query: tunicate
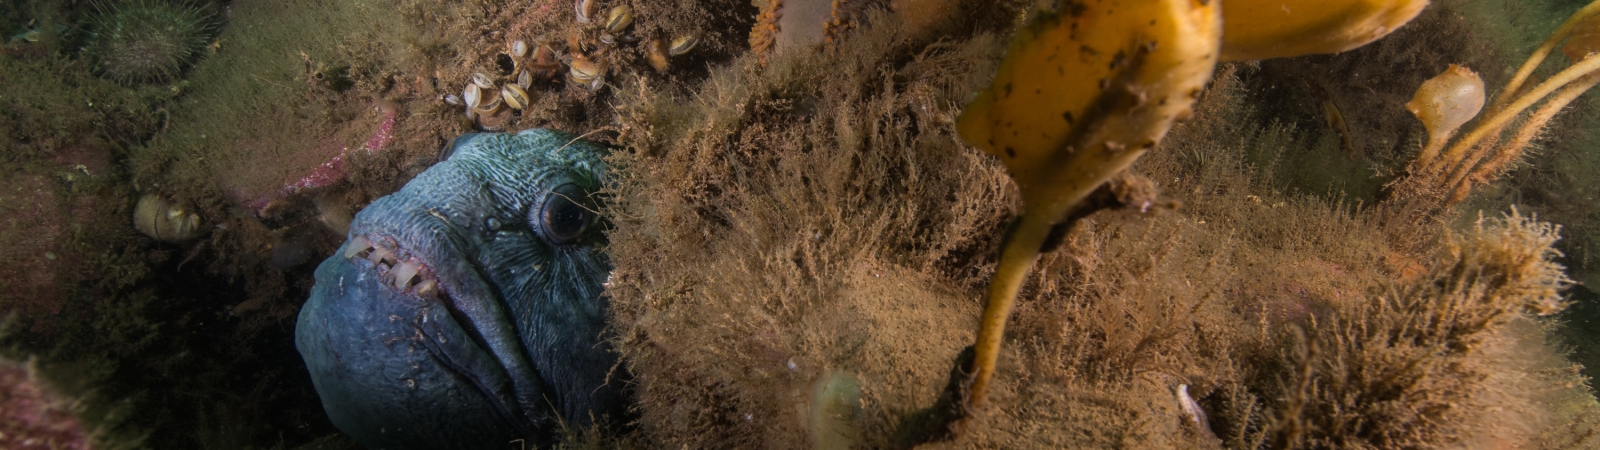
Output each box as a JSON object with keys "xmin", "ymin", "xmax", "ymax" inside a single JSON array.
[{"xmin": 1407, "ymin": 64, "xmax": 1485, "ymax": 148}]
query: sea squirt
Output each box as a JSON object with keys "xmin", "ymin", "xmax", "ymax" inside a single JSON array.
[{"xmin": 294, "ymin": 129, "xmax": 626, "ymax": 449}]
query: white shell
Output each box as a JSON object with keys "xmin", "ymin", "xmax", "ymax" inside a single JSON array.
[
  {"xmin": 463, "ymin": 84, "xmax": 482, "ymax": 109},
  {"xmin": 501, "ymin": 84, "xmax": 530, "ymax": 110},
  {"xmin": 443, "ymin": 94, "xmax": 462, "ymax": 106},
  {"xmin": 511, "ymin": 40, "xmax": 529, "ymax": 58},
  {"xmin": 516, "ymin": 68, "xmax": 532, "ymax": 90},
  {"xmin": 133, "ymin": 194, "xmax": 203, "ymax": 242},
  {"xmin": 471, "ymin": 72, "xmax": 496, "ymax": 90}
]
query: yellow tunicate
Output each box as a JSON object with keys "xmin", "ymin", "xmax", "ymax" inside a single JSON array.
[
  {"xmin": 1407, "ymin": 64, "xmax": 1484, "ymax": 168},
  {"xmin": 1220, "ymin": 0, "xmax": 1429, "ymax": 61}
]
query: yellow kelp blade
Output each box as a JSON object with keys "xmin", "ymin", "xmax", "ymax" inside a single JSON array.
[
  {"xmin": 958, "ymin": 0, "xmax": 1220, "ymax": 219},
  {"xmin": 1220, "ymin": 0, "xmax": 1429, "ymax": 61},
  {"xmin": 953, "ymin": 0, "xmax": 1220, "ymax": 411}
]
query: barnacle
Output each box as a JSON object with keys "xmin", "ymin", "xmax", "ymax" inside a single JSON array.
[{"xmin": 501, "ymin": 84, "xmax": 530, "ymax": 110}]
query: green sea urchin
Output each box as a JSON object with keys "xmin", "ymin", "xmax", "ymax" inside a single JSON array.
[{"xmin": 81, "ymin": 0, "xmax": 215, "ymax": 85}]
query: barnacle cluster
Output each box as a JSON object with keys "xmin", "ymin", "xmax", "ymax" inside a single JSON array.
[{"xmin": 447, "ymin": 1, "xmax": 699, "ymax": 130}]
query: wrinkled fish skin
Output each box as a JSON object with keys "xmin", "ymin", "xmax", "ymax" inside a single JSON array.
[{"xmin": 295, "ymin": 129, "xmax": 627, "ymax": 449}]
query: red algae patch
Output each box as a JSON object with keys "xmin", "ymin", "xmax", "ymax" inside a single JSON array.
[{"xmin": 0, "ymin": 359, "xmax": 90, "ymax": 450}]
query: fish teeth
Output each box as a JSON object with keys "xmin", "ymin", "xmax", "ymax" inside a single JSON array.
[
  {"xmin": 367, "ymin": 245, "xmax": 396, "ymax": 267},
  {"xmin": 414, "ymin": 278, "xmax": 437, "ymax": 298},
  {"xmin": 344, "ymin": 236, "xmax": 372, "ymax": 258},
  {"xmin": 392, "ymin": 262, "xmax": 420, "ymax": 289}
]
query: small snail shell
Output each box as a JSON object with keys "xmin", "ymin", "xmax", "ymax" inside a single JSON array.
[
  {"xmin": 511, "ymin": 40, "xmax": 529, "ymax": 58},
  {"xmin": 605, "ymin": 5, "xmax": 633, "ymax": 34},
  {"xmin": 133, "ymin": 194, "xmax": 203, "ymax": 242},
  {"xmin": 1406, "ymin": 64, "xmax": 1484, "ymax": 145}
]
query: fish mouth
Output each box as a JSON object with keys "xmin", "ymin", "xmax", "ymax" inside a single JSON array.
[
  {"xmin": 339, "ymin": 229, "xmax": 507, "ymax": 374},
  {"xmin": 332, "ymin": 229, "xmax": 540, "ymax": 436},
  {"xmin": 342, "ymin": 233, "xmax": 441, "ymax": 302}
]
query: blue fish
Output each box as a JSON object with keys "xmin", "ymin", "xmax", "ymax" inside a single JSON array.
[{"xmin": 295, "ymin": 129, "xmax": 627, "ymax": 449}]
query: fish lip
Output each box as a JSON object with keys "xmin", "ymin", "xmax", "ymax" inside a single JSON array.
[
  {"xmin": 335, "ymin": 226, "xmax": 539, "ymax": 430},
  {"xmin": 340, "ymin": 227, "xmax": 505, "ymax": 365}
]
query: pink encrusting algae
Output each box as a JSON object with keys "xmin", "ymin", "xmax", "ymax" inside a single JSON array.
[
  {"xmin": 0, "ymin": 360, "xmax": 91, "ymax": 450},
  {"xmin": 242, "ymin": 101, "xmax": 397, "ymax": 216}
]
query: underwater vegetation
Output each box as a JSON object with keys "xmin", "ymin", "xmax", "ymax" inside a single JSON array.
[
  {"xmin": 945, "ymin": 0, "xmax": 1432, "ymax": 430},
  {"xmin": 1394, "ymin": 1, "xmax": 1600, "ymax": 205},
  {"xmin": 602, "ymin": 0, "xmax": 1600, "ymax": 447},
  {"xmin": 5, "ymin": 0, "xmax": 1600, "ymax": 448},
  {"xmin": 81, "ymin": 0, "xmax": 217, "ymax": 85}
]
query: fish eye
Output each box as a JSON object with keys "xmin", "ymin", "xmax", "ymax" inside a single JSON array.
[{"xmin": 534, "ymin": 183, "xmax": 594, "ymax": 245}]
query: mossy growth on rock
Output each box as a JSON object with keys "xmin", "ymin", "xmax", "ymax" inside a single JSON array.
[{"xmin": 599, "ymin": 5, "xmax": 1600, "ymax": 448}]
